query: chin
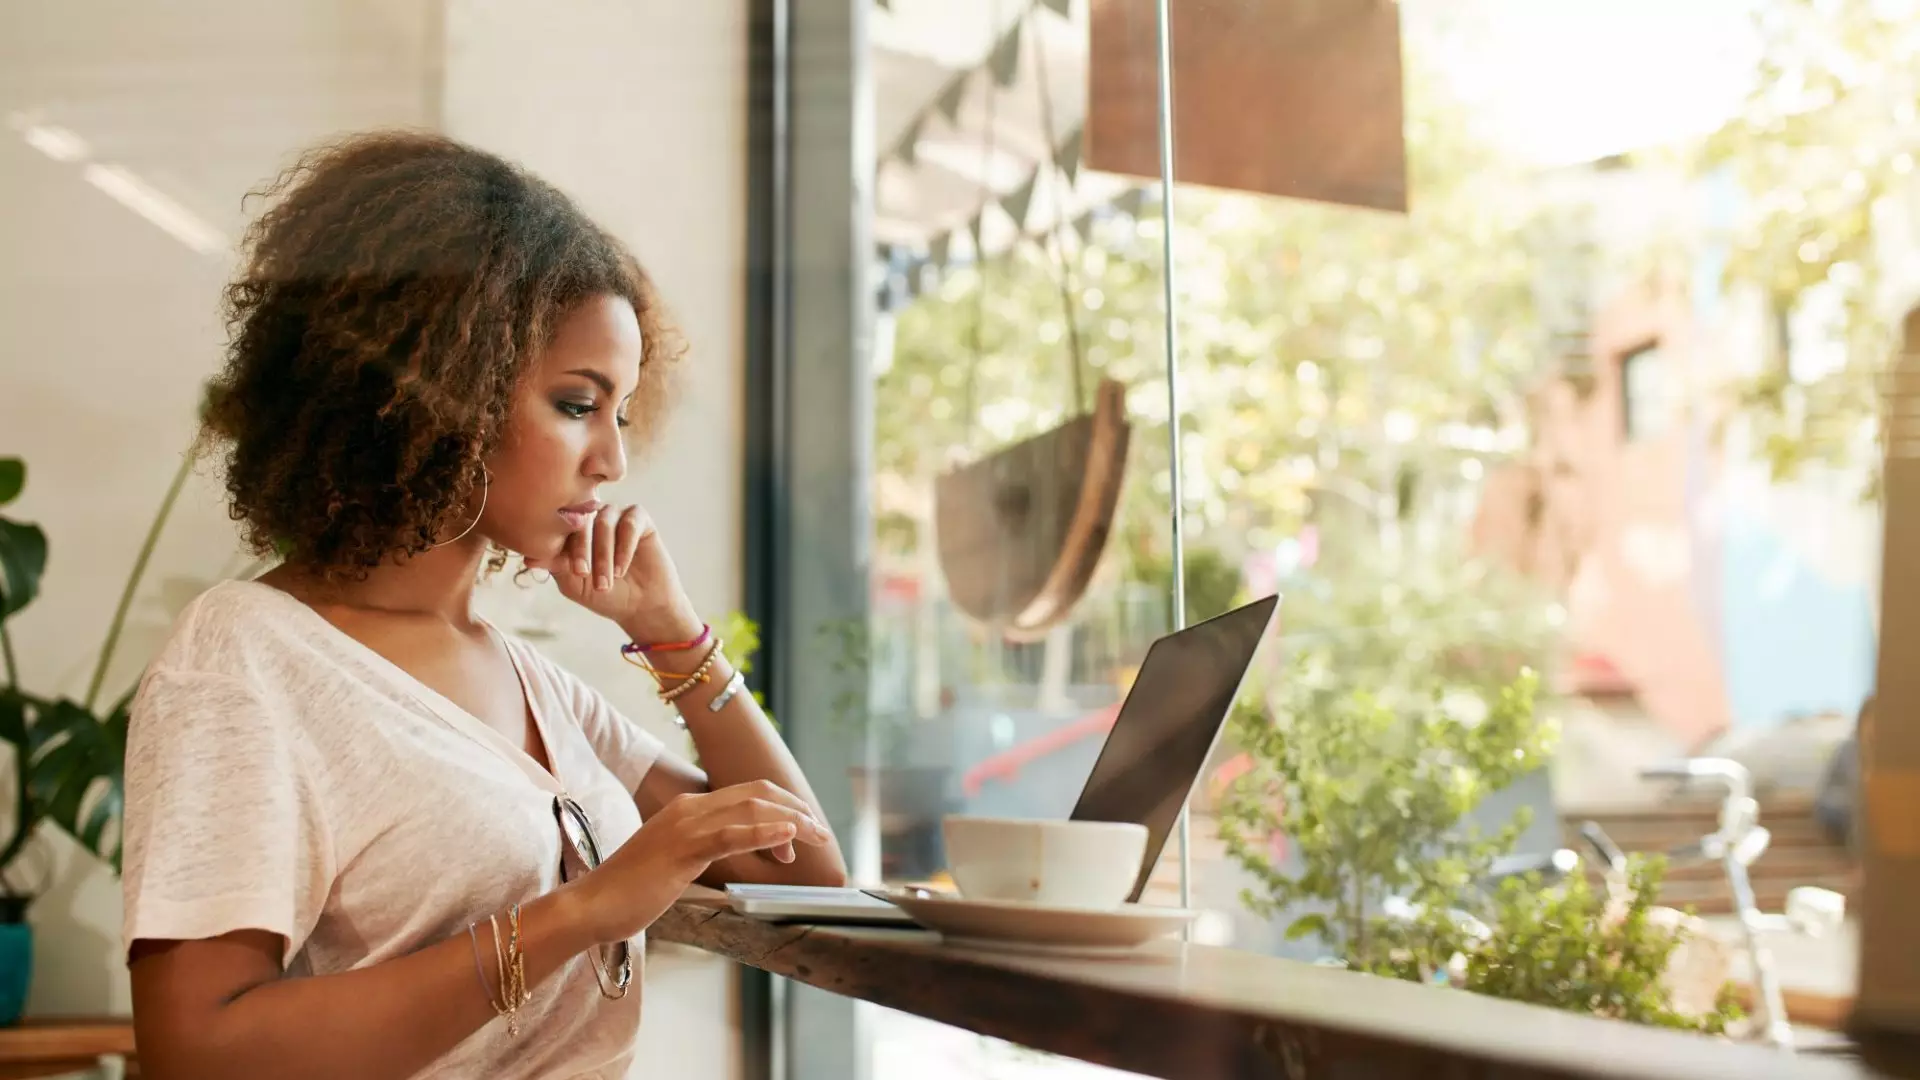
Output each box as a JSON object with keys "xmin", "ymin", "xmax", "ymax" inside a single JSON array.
[{"xmin": 490, "ymin": 523, "xmax": 573, "ymax": 562}]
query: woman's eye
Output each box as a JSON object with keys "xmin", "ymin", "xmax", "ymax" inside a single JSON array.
[{"xmin": 557, "ymin": 400, "xmax": 597, "ymax": 419}]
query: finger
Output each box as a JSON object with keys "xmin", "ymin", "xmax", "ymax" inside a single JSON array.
[
  {"xmin": 614, "ymin": 505, "xmax": 644, "ymax": 579},
  {"xmin": 705, "ymin": 821, "xmax": 799, "ymax": 862},
  {"xmin": 737, "ymin": 798, "xmax": 832, "ymax": 845},
  {"xmin": 686, "ymin": 791, "xmax": 830, "ymax": 846},
  {"xmin": 593, "ymin": 507, "xmax": 618, "ymax": 592},
  {"xmin": 773, "ymin": 841, "xmax": 797, "ymax": 864},
  {"xmin": 565, "ymin": 522, "xmax": 591, "ymax": 581},
  {"xmin": 702, "ymin": 783, "xmax": 831, "ymax": 841}
]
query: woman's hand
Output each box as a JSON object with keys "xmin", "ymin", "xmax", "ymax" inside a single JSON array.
[
  {"xmin": 570, "ymin": 780, "xmax": 833, "ymax": 945},
  {"xmin": 522, "ymin": 502, "xmax": 703, "ymax": 645}
]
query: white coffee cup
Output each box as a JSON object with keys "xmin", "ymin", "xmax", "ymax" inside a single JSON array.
[{"xmin": 942, "ymin": 815, "xmax": 1148, "ymax": 908}]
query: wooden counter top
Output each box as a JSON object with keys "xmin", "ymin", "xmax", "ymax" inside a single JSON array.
[
  {"xmin": 656, "ymin": 893, "xmax": 1889, "ymax": 1080},
  {"xmin": 0, "ymin": 1018, "xmax": 136, "ymax": 1079}
]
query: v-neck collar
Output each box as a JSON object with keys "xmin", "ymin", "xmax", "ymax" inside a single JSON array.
[{"xmin": 236, "ymin": 579, "xmax": 567, "ymax": 796}]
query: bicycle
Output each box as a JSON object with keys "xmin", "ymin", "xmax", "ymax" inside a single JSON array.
[{"xmin": 1582, "ymin": 757, "xmax": 1849, "ymax": 1051}]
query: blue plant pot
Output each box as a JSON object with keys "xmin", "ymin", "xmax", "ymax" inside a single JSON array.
[{"xmin": 0, "ymin": 922, "xmax": 30, "ymax": 1026}]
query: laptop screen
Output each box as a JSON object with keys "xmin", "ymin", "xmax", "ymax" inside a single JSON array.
[{"xmin": 1068, "ymin": 594, "xmax": 1279, "ymax": 902}]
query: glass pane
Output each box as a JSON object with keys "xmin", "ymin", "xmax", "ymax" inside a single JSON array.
[
  {"xmin": 855, "ymin": 0, "xmax": 1176, "ymax": 1073},
  {"xmin": 1179, "ymin": 0, "xmax": 1869, "ymax": 1050}
]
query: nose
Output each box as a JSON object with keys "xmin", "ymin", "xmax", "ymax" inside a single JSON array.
[{"xmin": 587, "ymin": 418, "xmax": 628, "ymax": 484}]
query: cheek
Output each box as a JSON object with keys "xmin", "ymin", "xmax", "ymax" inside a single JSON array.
[{"xmin": 492, "ymin": 413, "xmax": 581, "ymax": 500}]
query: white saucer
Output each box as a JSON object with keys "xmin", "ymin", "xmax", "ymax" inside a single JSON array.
[{"xmin": 865, "ymin": 889, "xmax": 1198, "ymax": 951}]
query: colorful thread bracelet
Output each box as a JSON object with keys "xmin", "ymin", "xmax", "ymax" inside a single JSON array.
[
  {"xmin": 620, "ymin": 623, "xmax": 712, "ymax": 657},
  {"xmin": 619, "ymin": 650, "xmax": 703, "ymax": 683}
]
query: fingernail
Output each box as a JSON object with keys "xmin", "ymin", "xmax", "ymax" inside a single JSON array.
[
  {"xmin": 573, "ymin": 558, "xmax": 589, "ymax": 576},
  {"xmin": 777, "ymin": 845, "xmax": 796, "ymax": 864},
  {"xmin": 596, "ymin": 575, "xmax": 610, "ymax": 592}
]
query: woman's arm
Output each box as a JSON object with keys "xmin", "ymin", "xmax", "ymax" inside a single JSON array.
[
  {"xmin": 129, "ymin": 784, "xmax": 828, "ymax": 1080},
  {"xmin": 131, "ymin": 889, "xmax": 594, "ymax": 1080},
  {"xmin": 534, "ymin": 503, "xmax": 848, "ymax": 888},
  {"xmin": 631, "ymin": 626, "xmax": 848, "ymax": 889}
]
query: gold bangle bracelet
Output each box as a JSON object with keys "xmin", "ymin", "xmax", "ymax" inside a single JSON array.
[
  {"xmin": 469, "ymin": 922, "xmax": 507, "ymax": 1019},
  {"xmin": 508, "ymin": 903, "xmax": 529, "ymax": 1007},
  {"xmin": 488, "ymin": 906, "xmax": 529, "ymax": 1037},
  {"xmin": 488, "ymin": 913, "xmax": 516, "ymax": 1036}
]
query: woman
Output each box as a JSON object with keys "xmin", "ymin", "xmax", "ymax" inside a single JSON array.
[{"xmin": 121, "ymin": 131, "xmax": 846, "ymax": 1080}]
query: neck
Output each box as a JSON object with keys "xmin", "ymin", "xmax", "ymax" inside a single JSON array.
[{"xmin": 277, "ymin": 537, "xmax": 493, "ymax": 624}]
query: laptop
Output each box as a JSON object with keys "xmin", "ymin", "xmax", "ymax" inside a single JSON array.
[{"xmin": 726, "ymin": 594, "xmax": 1280, "ymax": 923}]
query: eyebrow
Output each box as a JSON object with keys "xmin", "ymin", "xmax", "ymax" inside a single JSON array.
[{"xmin": 565, "ymin": 368, "xmax": 618, "ymax": 396}]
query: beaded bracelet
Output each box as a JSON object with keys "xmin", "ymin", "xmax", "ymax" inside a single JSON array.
[
  {"xmin": 657, "ymin": 639, "xmax": 723, "ymax": 704},
  {"xmin": 623, "ymin": 636, "xmax": 725, "ymax": 705}
]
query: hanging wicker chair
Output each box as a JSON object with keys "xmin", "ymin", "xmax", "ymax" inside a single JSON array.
[{"xmin": 934, "ymin": 377, "xmax": 1129, "ymax": 640}]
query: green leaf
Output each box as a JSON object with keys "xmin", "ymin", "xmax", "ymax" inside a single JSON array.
[
  {"xmin": 0, "ymin": 519, "xmax": 48, "ymax": 620},
  {"xmin": 1284, "ymin": 914, "xmax": 1331, "ymax": 942},
  {"xmin": 28, "ymin": 695, "xmax": 129, "ymax": 870},
  {"xmin": 0, "ymin": 459, "xmax": 21, "ymax": 507}
]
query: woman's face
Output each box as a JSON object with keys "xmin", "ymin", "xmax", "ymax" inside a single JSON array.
[{"xmin": 480, "ymin": 293, "xmax": 642, "ymax": 560}]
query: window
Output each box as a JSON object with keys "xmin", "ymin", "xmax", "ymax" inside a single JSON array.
[
  {"xmin": 1621, "ymin": 341, "xmax": 1670, "ymax": 441},
  {"xmin": 769, "ymin": 0, "xmax": 1887, "ymax": 1072}
]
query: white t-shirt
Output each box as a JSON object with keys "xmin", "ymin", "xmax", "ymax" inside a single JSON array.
[{"xmin": 121, "ymin": 579, "xmax": 666, "ymax": 1079}]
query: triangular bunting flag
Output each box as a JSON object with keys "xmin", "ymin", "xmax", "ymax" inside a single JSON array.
[
  {"xmin": 1000, "ymin": 172, "xmax": 1037, "ymax": 230},
  {"xmin": 1114, "ymin": 188, "xmax": 1146, "ymax": 218},
  {"xmin": 967, "ymin": 213, "xmax": 985, "ymax": 255},
  {"xmin": 1055, "ymin": 127, "xmax": 1083, "ymax": 184},
  {"xmin": 1072, "ymin": 211, "xmax": 1094, "ymax": 243},
  {"xmin": 929, "ymin": 231, "xmax": 952, "ymax": 270},
  {"xmin": 989, "ymin": 20, "xmax": 1023, "ymax": 88},
  {"xmin": 1041, "ymin": 0, "xmax": 1071, "ymax": 15},
  {"xmin": 936, "ymin": 76, "xmax": 968, "ymax": 123},
  {"xmin": 895, "ymin": 114, "xmax": 924, "ymax": 167}
]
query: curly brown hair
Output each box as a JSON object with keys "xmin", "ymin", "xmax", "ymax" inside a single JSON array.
[{"xmin": 201, "ymin": 130, "xmax": 682, "ymax": 579}]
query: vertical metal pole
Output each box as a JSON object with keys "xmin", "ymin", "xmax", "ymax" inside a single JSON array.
[
  {"xmin": 1151, "ymin": 0, "xmax": 1190, "ymax": 916},
  {"xmin": 780, "ymin": 1, "xmax": 872, "ymax": 1075},
  {"xmin": 742, "ymin": 0, "xmax": 789, "ymax": 1071}
]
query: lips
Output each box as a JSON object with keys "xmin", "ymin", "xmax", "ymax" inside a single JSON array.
[{"xmin": 558, "ymin": 500, "xmax": 604, "ymax": 530}]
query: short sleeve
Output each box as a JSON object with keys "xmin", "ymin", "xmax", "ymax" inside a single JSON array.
[
  {"xmin": 121, "ymin": 669, "xmax": 335, "ymax": 969},
  {"xmin": 560, "ymin": 669, "xmax": 666, "ymax": 795}
]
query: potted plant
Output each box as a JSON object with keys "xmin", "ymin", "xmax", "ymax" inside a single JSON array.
[{"xmin": 0, "ymin": 453, "xmax": 188, "ymax": 1024}]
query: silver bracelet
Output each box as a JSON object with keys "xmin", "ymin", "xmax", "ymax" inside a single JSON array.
[{"xmin": 706, "ymin": 669, "xmax": 748, "ymax": 713}]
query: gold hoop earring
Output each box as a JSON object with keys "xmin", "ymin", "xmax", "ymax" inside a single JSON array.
[{"xmin": 430, "ymin": 468, "xmax": 489, "ymax": 549}]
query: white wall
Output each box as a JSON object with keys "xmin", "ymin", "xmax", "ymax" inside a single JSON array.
[
  {"xmin": 0, "ymin": 4, "xmax": 748, "ymax": 1076},
  {"xmin": 1, "ymin": 0, "xmax": 440, "ymax": 1017}
]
